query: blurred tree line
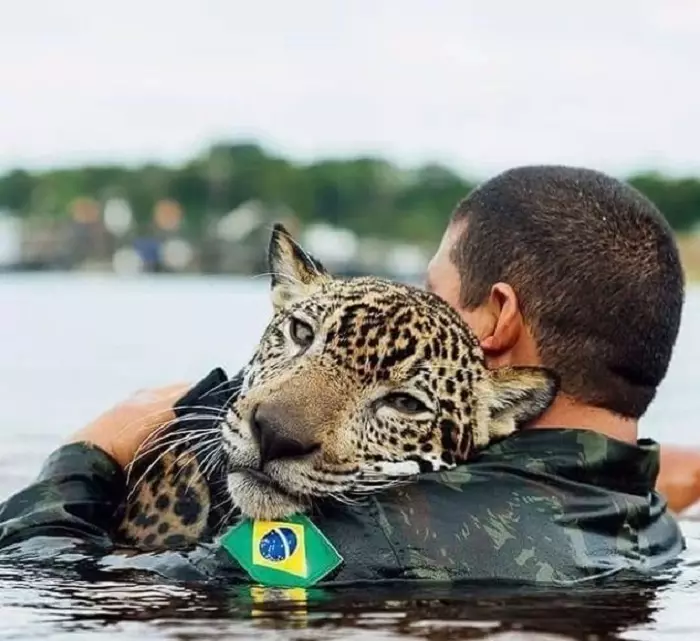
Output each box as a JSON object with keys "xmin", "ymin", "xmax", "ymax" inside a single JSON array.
[{"xmin": 1, "ymin": 142, "xmax": 699, "ymax": 244}]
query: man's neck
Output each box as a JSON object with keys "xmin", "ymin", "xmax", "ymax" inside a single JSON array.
[{"xmin": 529, "ymin": 395, "xmax": 638, "ymax": 443}]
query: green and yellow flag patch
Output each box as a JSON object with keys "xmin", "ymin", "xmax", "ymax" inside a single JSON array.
[{"xmin": 220, "ymin": 514, "xmax": 343, "ymax": 588}]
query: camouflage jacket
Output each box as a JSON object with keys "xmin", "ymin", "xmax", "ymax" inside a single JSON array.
[{"xmin": 0, "ymin": 370, "xmax": 685, "ymax": 586}]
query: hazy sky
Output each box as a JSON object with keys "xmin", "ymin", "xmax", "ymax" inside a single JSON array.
[{"xmin": 1, "ymin": 0, "xmax": 699, "ymax": 178}]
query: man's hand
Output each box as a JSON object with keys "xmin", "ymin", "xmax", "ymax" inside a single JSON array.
[
  {"xmin": 657, "ymin": 445, "xmax": 700, "ymax": 515},
  {"xmin": 68, "ymin": 383, "xmax": 190, "ymax": 470}
]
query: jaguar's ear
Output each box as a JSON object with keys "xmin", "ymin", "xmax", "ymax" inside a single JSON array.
[
  {"xmin": 267, "ymin": 223, "xmax": 331, "ymax": 310},
  {"xmin": 485, "ymin": 366, "xmax": 559, "ymax": 440}
]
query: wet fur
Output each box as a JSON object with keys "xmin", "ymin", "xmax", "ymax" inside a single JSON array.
[{"xmin": 116, "ymin": 447, "xmax": 209, "ymax": 549}]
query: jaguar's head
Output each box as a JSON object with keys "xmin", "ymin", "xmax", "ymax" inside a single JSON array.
[{"xmin": 222, "ymin": 224, "xmax": 558, "ymax": 519}]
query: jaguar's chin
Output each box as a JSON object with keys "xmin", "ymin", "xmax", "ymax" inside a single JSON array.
[{"xmin": 227, "ymin": 471, "xmax": 311, "ymax": 520}]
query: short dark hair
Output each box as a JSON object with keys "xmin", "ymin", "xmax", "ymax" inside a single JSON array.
[{"xmin": 450, "ymin": 165, "xmax": 685, "ymax": 419}]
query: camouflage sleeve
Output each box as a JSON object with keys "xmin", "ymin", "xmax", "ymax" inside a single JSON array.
[{"xmin": 0, "ymin": 442, "xmax": 124, "ymax": 551}]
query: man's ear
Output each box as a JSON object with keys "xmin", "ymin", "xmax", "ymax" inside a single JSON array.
[
  {"xmin": 479, "ymin": 282, "xmax": 522, "ymax": 357},
  {"xmin": 485, "ymin": 366, "xmax": 560, "ymax": 440},
  {"xmin": 268, "ymin": 223, "xmax": 331, "ymax": 310}
]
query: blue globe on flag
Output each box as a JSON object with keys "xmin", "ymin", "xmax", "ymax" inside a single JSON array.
[{"xmin": 259, "ymin": 527, "xmax": 298, "ymax": 562}]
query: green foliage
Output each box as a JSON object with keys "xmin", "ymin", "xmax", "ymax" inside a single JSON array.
[
  {"xmin": 1, "ymin": 142, "xmax": 697, "ymax": 243},
  {"xmin": 628, "ymin": 173, "xmax": 700, "ymax": 232}
]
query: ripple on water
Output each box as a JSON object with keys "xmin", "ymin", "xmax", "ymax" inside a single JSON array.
[{"xmin": 0, "ymin": 521, "xmax": 699, "ymax": 641}]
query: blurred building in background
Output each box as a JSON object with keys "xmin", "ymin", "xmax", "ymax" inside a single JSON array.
[{"xmin": 0, "ymin": 178, "xmax": 430, "ymax": 283}]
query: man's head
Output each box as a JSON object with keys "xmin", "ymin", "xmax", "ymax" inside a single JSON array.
[{"xmin": 427, "ymin": 165, "xmax": 685, "ymax": 420}]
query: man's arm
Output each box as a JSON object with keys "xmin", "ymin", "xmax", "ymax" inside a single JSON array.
[
  {"xmin": 0, "ymin": 442, "xmax": 124, "ymax": 550},
  {"xmin": 0, "ymin": 383, "xmax": 188, "ymax": 551}
]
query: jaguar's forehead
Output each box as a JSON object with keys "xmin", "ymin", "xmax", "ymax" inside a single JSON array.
[
  {"xmin": 277, "ymin": 276, "xmax": 484, "ymax": 377},
  {"xmin": 310, "ymin": 277, "xmax": 472, "ymax": 334}
]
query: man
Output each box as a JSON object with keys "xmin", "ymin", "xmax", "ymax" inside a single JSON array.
[
  {"xmin": 427, "ymin": 164, "xmax": 681, "ymax": 445},
  {"xmin": 0, "ymin": 165, "xmax": 693, "ymax": 585}
]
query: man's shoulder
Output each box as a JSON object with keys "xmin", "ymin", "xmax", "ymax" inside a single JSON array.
[
  {"xmin": 346, "ymin": 432, "xmax": 684, "ymax": 584},
  {"xmin": 389, "ymin": 462, "xmax": 568, "ymax": 532}
]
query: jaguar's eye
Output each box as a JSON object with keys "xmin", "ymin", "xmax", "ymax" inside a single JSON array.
[
  {"xmin": 382, "ymin": 393, "xmax": 430, "ymax": 415},
  {"xmin": 289, "ymin": 317, "xmax": 314, "ymax": 348}
]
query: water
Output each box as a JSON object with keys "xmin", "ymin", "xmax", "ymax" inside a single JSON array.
[{"xmin": 1, "ymin": 273, "xmax": 700, "ymax": 640}]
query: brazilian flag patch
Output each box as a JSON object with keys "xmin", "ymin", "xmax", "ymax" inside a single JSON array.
[{"xmin": 220, "ymin": 514, "xmax": 343, "ymax": 588}]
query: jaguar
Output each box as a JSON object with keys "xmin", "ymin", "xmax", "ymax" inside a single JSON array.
[{"xmin": 116, "ymin": 223, "xmax": 558, "ymax": 550}]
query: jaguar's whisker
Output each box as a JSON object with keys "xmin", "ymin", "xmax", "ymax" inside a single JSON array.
[
  {"xmin": 125, "ymin": 438, "xmax": 198, "ymax": 503},
  {"xmin": 128, "ymin": 421, "xmax": 222, "ymax": 473}
]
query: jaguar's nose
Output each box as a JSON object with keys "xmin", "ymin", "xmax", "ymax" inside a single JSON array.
[{"xmin": 250, "ymin": 403, "xmax": 320, "ymax": 465}]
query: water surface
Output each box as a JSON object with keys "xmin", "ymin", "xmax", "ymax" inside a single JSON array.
[{"xmin": 1, "ymin": 274, "xmax": 699, "ymax": 640}]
